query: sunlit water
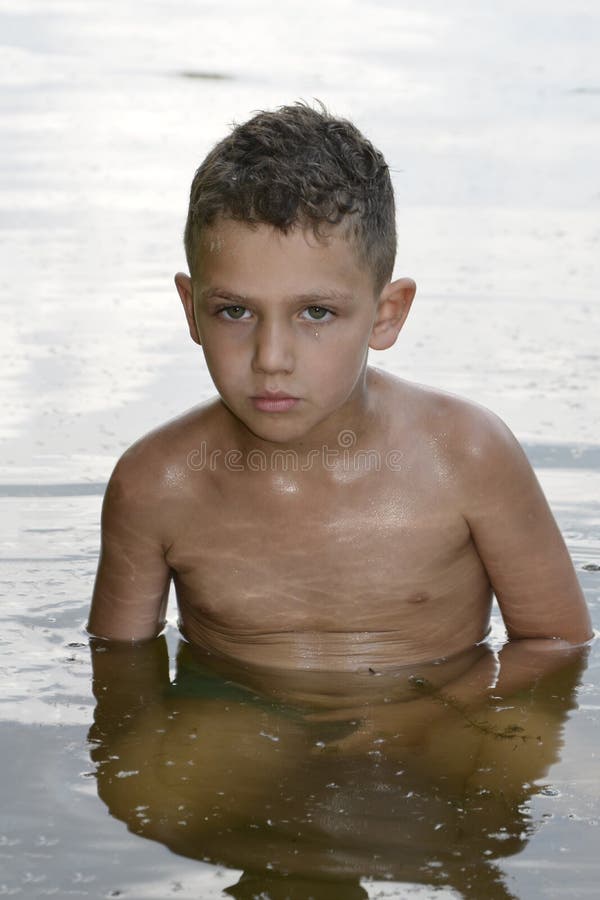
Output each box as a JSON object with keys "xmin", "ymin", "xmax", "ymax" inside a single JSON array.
[{"xmin": 1, "ymin": 1, "xmax": 599, "ymax": 898}]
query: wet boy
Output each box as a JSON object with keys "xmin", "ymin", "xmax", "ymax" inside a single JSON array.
[{"xmin": 88, "ymin": 103, "xmax": 592, "ymax": 668}]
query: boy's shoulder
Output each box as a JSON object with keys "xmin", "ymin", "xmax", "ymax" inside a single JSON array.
[
  {"xmin": 374, "ymin": 368, "xmax": 524, "ymax": 480},
  {"xmin": 105, "ymin": 400, "xmax": 224, "ymax": 508},
  {"xmin": 372, "ymin": 371, "xmax": 537, "ymax": 533}
]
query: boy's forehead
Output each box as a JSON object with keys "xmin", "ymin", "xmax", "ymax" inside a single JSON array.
[
  {"xmin": 193, "ymin": 219, "xmax": 376, "ymax": 296},
  {"xmin": 197, "ymin": 218, "xmax": 336, "ymax": 255}
]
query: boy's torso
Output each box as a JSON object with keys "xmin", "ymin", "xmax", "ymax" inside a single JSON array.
[{"xmin": 150, "ymin": 371, "xmax": 492, "ymax": 670}]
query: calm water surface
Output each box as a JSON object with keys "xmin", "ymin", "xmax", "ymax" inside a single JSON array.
[{"xmin": 1, "ymin": 1, "xmax": 599, "ymax": 897}]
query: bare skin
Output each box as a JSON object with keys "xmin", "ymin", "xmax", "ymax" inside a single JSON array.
[{"xmin": 88, "ymin": 220, "xmax": 592, "ymax": 665}]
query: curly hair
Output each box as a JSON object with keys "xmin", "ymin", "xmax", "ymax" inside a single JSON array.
[{"xmin": 183, "ymin": 102, "xmax": 396, "ymax": 292}]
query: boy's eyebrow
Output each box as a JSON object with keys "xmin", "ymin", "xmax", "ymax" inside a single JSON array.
[
  {"xmin": 198, "ymin": 287, "xmax": 355, "ymax": 305},
  {"xmin": 288, "ymin": 289, "xmax": 355, "ymax": 305},
  {"xmin": 197, "ymin": 287, "xmax": 247, "ymax": 304}
]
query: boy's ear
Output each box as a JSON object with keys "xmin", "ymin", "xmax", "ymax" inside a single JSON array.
[
  {"xmin": 369, "ymin": 277, "xmax": 416, "ymax": 351},
  {"xmin": 174, "ymin": 272, "xmax": 201, "ymax": 345}
]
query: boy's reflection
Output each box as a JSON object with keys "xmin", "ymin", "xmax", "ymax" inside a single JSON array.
[{"xmin": 88, "ymin": 637, "xmax": 587, "ymax": 900}]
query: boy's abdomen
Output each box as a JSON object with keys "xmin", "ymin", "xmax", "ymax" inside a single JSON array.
[{"xmin": 174, "ymin": 611, "xmax": 492, "ymax": 671}]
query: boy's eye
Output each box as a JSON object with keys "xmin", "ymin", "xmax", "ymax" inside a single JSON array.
[
  {"xmin": 304, "ymin": 306, "xmax": 331, "ymax": 321},
  {"xmin": 220, "ymin": 305, "xmax": 249, "ymax": 320}
]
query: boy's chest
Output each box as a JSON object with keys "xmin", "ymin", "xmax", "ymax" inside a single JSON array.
[{"xmin": 166, "ymin": 472, "xmax": 489, "ymax": 633}]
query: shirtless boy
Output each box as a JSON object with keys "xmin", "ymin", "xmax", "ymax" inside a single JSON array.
[{"xmin": 88, "ymin": 102, "xmax": 592, "ymax": 670}]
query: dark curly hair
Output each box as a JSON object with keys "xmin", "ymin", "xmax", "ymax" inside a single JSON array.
[{"xmin": 183, "ymin": 102, "xmax": 397, "ymax": 292}]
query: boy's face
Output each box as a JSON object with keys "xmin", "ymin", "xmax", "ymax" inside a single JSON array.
[{"xmin": 177, "ymin": 219, "xmax": 413, "ymax": 446}]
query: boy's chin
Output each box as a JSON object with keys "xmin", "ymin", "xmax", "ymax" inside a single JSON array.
[
  {"xmin": 225, "ymin": 405, "xmax": 328, "ymax": 448},
  {"xmin": 239, "ymin": 416, "xmax": 316, "ymax": 447}
]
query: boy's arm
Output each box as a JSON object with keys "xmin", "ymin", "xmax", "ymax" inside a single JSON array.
[
  {"xmin": 463, "ymin": 410, "xmax": 593, "ymax": 645},
  {"xmin": 88, "ymin": 453, "xmax": 172, "ymax": 642}
]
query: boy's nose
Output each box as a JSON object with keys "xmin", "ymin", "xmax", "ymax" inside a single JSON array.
[{"xmin": 251, "ymin": 319, "xmax": 295, "ymax": 375}]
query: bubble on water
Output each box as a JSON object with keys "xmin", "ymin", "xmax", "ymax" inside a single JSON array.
[{"xmin": 540, "ymin": 786, "xmax": 561, "ymax": 797}]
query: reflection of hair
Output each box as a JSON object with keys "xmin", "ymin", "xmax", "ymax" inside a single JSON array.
[{"xmin": 183, "ymin": 101, "xmax": 397, "ymax": 292}]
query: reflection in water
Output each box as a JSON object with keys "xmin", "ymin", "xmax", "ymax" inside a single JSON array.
[{"xmin": 88, "ymin": 638, "xmax": 587, "ymax": 900}]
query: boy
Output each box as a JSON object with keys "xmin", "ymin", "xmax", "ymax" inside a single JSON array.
[{"xmin": 88, "ymin": 102, "xmax": 592, "ymax": 668}]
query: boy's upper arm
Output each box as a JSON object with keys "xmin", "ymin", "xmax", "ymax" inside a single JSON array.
[
  {"xmin": 460, "ymin": 408, "xmax": 592, "ymax": 644},
  {"xmin": 88, "ymin": 450, "xmax": 172, "ymax": 642}
]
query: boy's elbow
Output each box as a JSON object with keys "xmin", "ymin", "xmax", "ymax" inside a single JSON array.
[
  {"xmin": 506, "ymin": 619, "xmax": 594, "ymax": 649},
  {"xmin": 86, "ymin": 615, "xmax": 164, "ymax": 644}
]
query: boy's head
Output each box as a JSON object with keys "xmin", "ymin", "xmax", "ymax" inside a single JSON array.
[{"xmin": 183, "ymin": 102, "xmax": 396, "ymax": 294}]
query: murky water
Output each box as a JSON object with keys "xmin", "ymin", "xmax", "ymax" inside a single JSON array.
[{"xmin": 1, "ymin": 1, "xmax": 599, "ymax": 897}]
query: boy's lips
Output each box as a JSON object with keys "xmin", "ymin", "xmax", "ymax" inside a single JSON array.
[{"xmin": 250, "ymin": 391, "xmax": 300, "ymax": 413}]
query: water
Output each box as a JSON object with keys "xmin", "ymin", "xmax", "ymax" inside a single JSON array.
[{"xmin": 1, "ymin": 1, "xmax": 599, "ymax": 897}]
